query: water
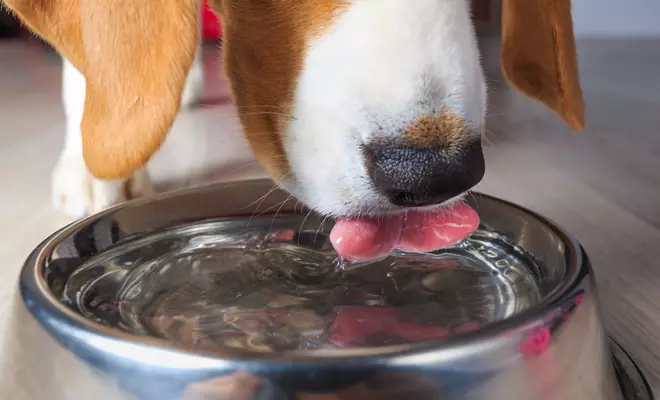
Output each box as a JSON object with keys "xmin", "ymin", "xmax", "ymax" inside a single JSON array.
[{"xmin": 62, "ymin": 218, "xmax": 542, "ymax": 354}]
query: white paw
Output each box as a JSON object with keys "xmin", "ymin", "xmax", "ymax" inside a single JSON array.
[
  {"xmin": 180, "ymin": 59, "xmax": 205, "ymax": 108},
  {"xmin": 51, "ymin": 156, "xmax": 153, "ymax": 220}
]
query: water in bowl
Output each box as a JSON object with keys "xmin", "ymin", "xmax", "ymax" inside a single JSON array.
[{"xmin": 62, "ymin": 216, "xmax": 541, "ymax": 354}]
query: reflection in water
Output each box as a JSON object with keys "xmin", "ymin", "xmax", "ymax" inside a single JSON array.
[{"xmin": 62, "ymin": 219, "xmax": 541, "ymax": 354}]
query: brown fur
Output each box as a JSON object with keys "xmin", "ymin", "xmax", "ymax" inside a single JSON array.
[
  {"xmin": 215, "ymin": 0, "xmax": 346, "ymax": 179},
  {"xmin": 3, "ymin": 0, "xmax": 584, "ymax": 180},
  {"xmin": 501, "ymin": 0, "xmax": 585, "ymax": 130},
  {"xmin": 4, "ymin": 0, "xmax": 199, "ymax": 179},
  {"xmin": 405, "ymin": 111, "xmax": 472, "ymax": 150}
]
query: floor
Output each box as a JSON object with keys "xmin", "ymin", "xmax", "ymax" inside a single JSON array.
[{"xmin": 1, "ymin": 37, "xmax": 660, "ymax": 396}]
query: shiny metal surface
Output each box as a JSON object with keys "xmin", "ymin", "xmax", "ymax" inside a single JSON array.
[
  {"xmin": 613, "ymin": 341, "xmax": 654, "ymax": 400},
  {"xmin": 16, "ymin": 179, "xmax": 652, "ymax": 399},
  {"xmin": 60, "ymin": 218, "xmax": 543, "ymax": 354}
]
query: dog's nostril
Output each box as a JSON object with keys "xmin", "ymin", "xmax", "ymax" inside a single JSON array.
[
  {"xmin": 363, "ymin": 140, "xmax": 485, "ymax": 207},
  {"xmin": 387, "ymin": 191, "xmax": 435, "ymax": 207}
]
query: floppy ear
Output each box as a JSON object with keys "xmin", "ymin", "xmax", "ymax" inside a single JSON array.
[
  {"xmin": 4, "ymin": 0, "xmax": 200, "ymax": 179},
  {"xmin": 500, "ymin": 0, "xmax": 585, "ymax": 130}
]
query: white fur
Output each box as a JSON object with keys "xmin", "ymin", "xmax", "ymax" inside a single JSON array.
[
  {"xmin": 54, "ymin": 52, "xmax": 203, "ymax": 220},
  {"xmin": 281, "ymin": 0, "xmax": 486, "ymax": 217}
]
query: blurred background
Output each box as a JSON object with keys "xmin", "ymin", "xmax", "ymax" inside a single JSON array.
[{"xmin": 1, "ymin": 0, "xmax": 660, "ymax": 395}]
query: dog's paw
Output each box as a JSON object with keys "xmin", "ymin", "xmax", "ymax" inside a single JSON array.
[{"xmin": 51, "ymin": 156, "xmax": 153, "ymax": 220}]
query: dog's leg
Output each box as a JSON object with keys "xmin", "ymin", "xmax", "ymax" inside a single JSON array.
[
  {"xmin": 52, "ymin": 59, "xmax": 154, "ymax": 219},
  {"xmin": 53, "ymin": 1, "xmax": 203, "ymax": 219},
  {"xmin": 181, "ymin": 45, "xmax": 205, "ymax": 107},
  {"xmin": 181, "ymin": 2, "xmax": 205, "ymax": 108}
]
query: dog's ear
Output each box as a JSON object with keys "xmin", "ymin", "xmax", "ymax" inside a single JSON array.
[
  {"xmin": 500, "ymin": 0, "xmax": 585, "ymax": 130},
  {"xmin": 4, "ymin": 0, "xmax": 200, "ymax": 179}
]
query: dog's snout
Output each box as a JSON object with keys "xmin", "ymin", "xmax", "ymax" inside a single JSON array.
[{"xmin": 363, "ymin": 140, "xmax": 485, "ymax": 207}]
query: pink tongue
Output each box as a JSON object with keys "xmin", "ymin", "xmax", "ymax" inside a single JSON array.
[{"xmin": 330, "ymin": 203, "xmax": 479, "ymax": 261}]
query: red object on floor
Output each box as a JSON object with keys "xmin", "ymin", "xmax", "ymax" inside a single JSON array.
[{"xmin": 202, "ymin": 0, "xmax": 222, "ymax": 39}]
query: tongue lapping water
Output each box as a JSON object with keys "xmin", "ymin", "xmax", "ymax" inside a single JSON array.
[{"xmin": 62, "ymin": 218, "xmax": 541, "ymax": 354}]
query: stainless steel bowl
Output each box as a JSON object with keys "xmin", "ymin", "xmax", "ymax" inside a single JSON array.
[{"xmin": 8, "ymin": 180, "xmax": 654, "ymax": 400}]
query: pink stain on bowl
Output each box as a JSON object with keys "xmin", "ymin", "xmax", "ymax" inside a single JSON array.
[{"xmin": 520, "ymin": 327, "xmax": 551, "ymax": 356}]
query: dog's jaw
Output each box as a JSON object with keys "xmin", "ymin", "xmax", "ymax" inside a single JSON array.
[{"xmin": 279, "ymin": 0, "xmax": 487, "ymax": 217}]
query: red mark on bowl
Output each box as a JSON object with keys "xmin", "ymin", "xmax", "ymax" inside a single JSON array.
[{"xmin": 520, "ymin": 327, "xmax": 551, "ymax": 356}]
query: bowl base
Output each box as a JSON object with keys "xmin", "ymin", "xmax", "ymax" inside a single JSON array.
[{"xmin": 611, "ymin": 340, "xmax": 653, "ymax": 400}]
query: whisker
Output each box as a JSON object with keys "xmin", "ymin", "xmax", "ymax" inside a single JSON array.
[
  {"xmin": 269, "ymin": 195, "xmax": 294, "ymax": 232},
  {"xmin": 219, "ymin": 160, "xmax": 259, "ymax": 178},
  {"xmin": 298, "ymin": 209, "xmax": 315, "ymax": 245},
  {"xmin": 485, "ymin": 111, "xmax": 508, "ymax": 118},
  {"xmin": 481, "ymin": 133, "xmax": 494, "ymax": 148},
  {"xmin": 250, "ymin": 197, "xmax": 292, "ymax": 223},
  {"xmin": 485, "ymin": 104, "xmax": 507, "ymax": 114},
  {"xmin": 482, "ymin": 127, "xmax": 497, "ymax": 148},
  {"xmin": 468, "ymin": 191, "xmax": 480, "ymax": 213},
  {"xmin": 246, "ymin": 184, "xmax": 279, "ymax": 227},
  {"xmin": 292, "ymin": 199, "xmax": 302, "ymax": 214},
  {"xmin": 314, "ymin": 215, "xmax": 330, "ymax": 245},
  {"xmin": 245, "ymin": 171, "xmax": 297, "ymax": 227}
]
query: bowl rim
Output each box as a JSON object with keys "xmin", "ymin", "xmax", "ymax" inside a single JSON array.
[{"xmin": 19, "ymin": 180, "xmax": 587, "ymax": 368}]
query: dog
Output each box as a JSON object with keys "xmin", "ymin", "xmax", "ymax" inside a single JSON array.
[{"xmin": 5, "ymin": 0, "xmax": 584, "ymax": 255}]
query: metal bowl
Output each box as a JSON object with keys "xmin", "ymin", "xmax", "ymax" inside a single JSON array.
[{"xmin": 9, "ymin": 179, "xmax": 654, "ymax": 400}]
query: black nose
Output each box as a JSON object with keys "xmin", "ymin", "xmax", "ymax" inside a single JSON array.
[{"xmin": 363, "ymin": 140, "xmax": 485, "ymax": 207}]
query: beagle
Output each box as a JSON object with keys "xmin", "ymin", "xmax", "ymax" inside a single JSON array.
[{"xmin": 5, "ymin": 0, "xmax": 584, "ymax": 258}]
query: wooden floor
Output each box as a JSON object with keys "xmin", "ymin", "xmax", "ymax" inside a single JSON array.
[{"xmin": 1, "ymin": 38, "xmax": 659, "ymax": 396}]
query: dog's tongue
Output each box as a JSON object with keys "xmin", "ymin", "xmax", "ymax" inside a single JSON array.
[{"xmin": 330, "ymin": 203, "xmax": 479, "ymax": 261}]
